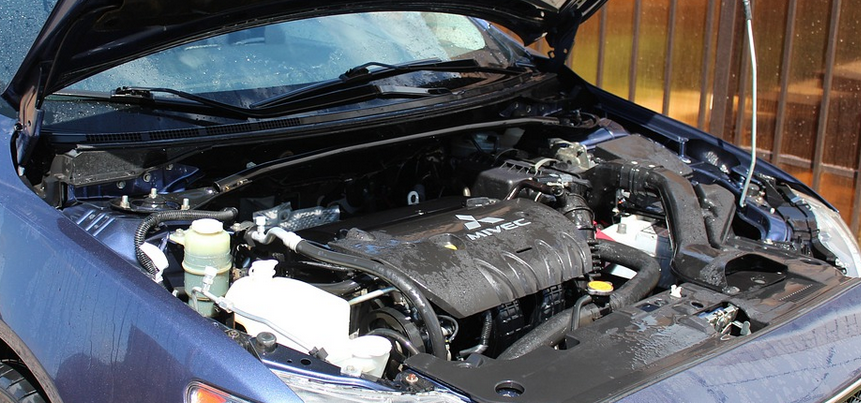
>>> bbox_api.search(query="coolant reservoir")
[173,218,231,316]
[226,260,391,378]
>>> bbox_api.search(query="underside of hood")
[1,0,606,109]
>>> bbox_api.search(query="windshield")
[0,0,58,118]
[67,12,515,96]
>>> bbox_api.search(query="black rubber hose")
[293,241,448,359]
[569,295,593,331]
[593,239,660,311]
[310,280,363,296]
[459,311,493,356]
[588,162,725,288]
[134,208,238,278]
[367,328,421,357]
[478,311,493,346]
[498,305,599,360]
[499,239,659,361]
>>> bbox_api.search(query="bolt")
[149,188,158,199]
[120,195,130,209]
[255,332,277,353]
[116,181,126,189]
[181,198,190,210]
[404,373,419,384]
[255,216,267,235]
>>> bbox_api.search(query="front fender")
[0,114,300,402]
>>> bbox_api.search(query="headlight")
[795,191,861,276]
[273,370,468,403]
[185,381,256,403]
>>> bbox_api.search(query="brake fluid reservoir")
[176,218,231,316]
[225,260,390,377]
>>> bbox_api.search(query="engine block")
[329,198,592,318]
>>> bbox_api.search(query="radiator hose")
[596,240,661,311]
[498,239,659,360]
[134,208,238,278]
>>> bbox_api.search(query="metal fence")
[539,0,861,238]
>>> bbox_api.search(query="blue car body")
[2,1,861,402]
[0,116,300,402]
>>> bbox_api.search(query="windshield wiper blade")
[57,83,452,120]
[250,58,527,109]
[253,84,451,115]
[54,60,483,120]
[111,86,259,118]
[50,87,258,119]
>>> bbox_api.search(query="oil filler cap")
[586,280,614,296]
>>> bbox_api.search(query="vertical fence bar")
[853,147,861,233]
[733,0,752,147]
[629,0,642,101]
[772,0,798,166]
[811,0,842,192]
[596,7,608,87]
[662,0,678,115]
[709,0,739,139]
[698,0,718,130]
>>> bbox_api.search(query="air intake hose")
[588,161,736,290]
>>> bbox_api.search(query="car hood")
[1,0,606,109]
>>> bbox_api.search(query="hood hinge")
[545,3,583,72]
[14,63,48,168]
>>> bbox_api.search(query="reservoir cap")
[587,280,614,296]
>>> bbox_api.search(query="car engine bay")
[37,91,854,399]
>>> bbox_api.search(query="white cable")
[739,0,758,208]
[348,287,397,306]
[251,226,303,251]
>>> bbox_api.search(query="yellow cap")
[443,243,458,251]
[587,280,614,296]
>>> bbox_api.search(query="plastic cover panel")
[329,198,591,318]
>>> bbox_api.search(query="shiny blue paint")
[0,115,301,402]
[620,280,861,402]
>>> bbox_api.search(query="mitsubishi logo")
[456,214,504,231]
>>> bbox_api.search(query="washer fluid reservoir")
[225,260,390,378]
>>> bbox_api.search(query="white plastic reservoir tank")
[225,260,391,378]
[172,218,231,317]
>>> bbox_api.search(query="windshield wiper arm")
[252,84,451,115]
[111,86,259,117]
[50,87,259,119]
[103,84,450,118]
[250,58,527,109]
[54,60,490,119]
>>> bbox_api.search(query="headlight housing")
[185,381,256,403]
[272,370,468,403]
[794,191,861,277]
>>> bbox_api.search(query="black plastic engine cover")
[328,198,591,318]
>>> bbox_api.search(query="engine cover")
[329,198,592,318]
